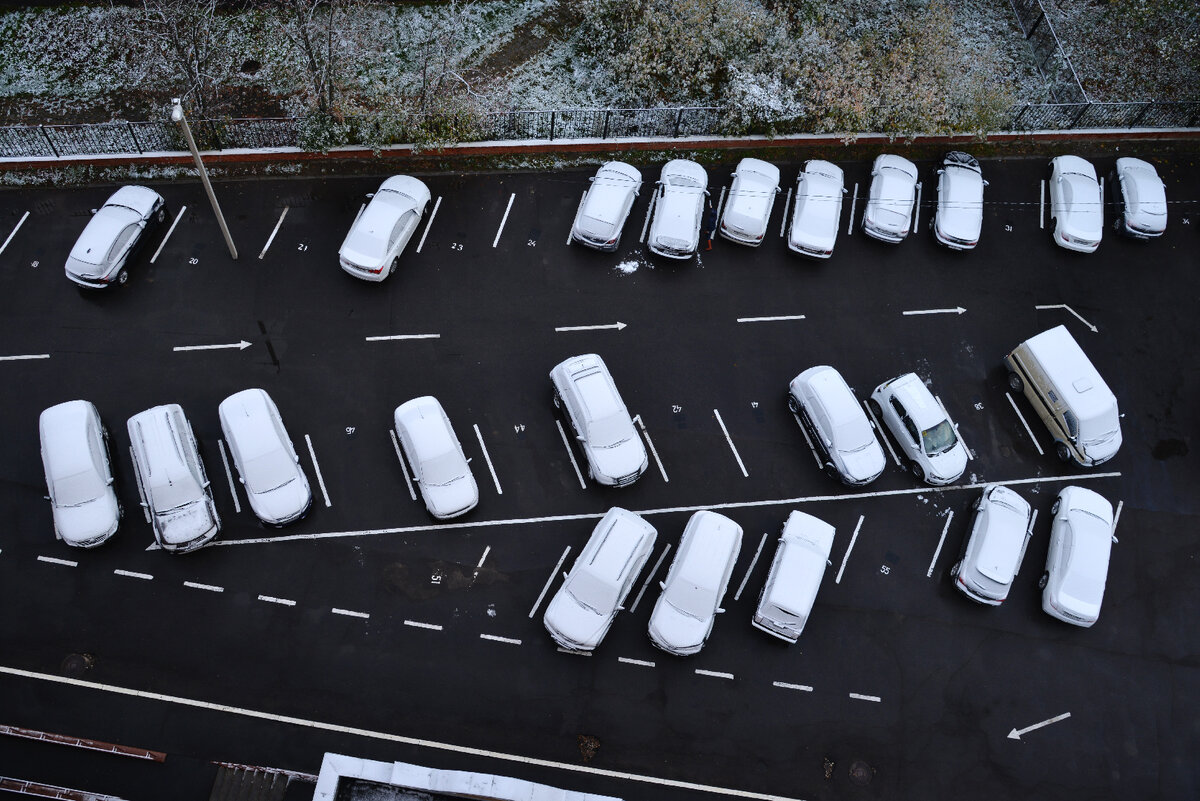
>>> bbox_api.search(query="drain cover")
[61,653,95,676]
[848,759,874,786]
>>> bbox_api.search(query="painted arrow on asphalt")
[173,340,252,353]
[1008,711,1071,740]
[555,322,627,333]
[902,307,967,316]
[1035,303,1099,332]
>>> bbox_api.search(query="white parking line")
[862,400,899,466]
[835,516,865,584]
[639,190,658,244]
[1005,392,1045,456]
[476,546,491,569]
[712,409,748,478]
[1112,500,1124,542]
[712,186,727,238]
[778,188,792,238]
[1039,180,1045,229]
[528,546,571,618]
[935,395,972,460]
[695,669,734,680]
[630,543,671,613]
[0,211,30,257]
[911,183,922,233]
[492,193,515,248]
[480,634,522,646]
[733,532,768,601]
[333,608,370,620]
[926,510,955,578]
[183,581,224,593]
[736,314,806,323]
[37,556,76,568]
[619,657,656,668]
[404,620,443,631]
[0,353,50,362]
[415,196,441,254]
[149,205,186,264]
[388,428,417,501]
[847,184,858,235]
[792,411,824,470]
[364,333,440,342]
[849,693,881,703]
[568,192,584,245]
[557,647,592,657]
[633,414,668,483]
[257,206,288,259]
[304,434,331,508]
[772,681,813,692]
[555,419,587,489]
[113,569,153,580]
[258,595,296,607]
[472,424,502,495]
[217,439,242,514]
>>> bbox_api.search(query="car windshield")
[1078,406,1120,446]
[567,570,618,615]
[666,581,715,620]
[835,420,875,453]
[150,477,201,512]
[922,421,959,455]
[665,174,704,189]
[55,470,106,507]
[422,451,465,486]
[243,449,297,494]
[589,413,631,448]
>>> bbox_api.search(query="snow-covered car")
[570,161,642,251]
[787,160,845,258]
[338,175,431,281]
[127,404,220,554]
[393,396,479,519]
[862,154,918,243]
[1048,156,1102,253]
[39,400,121,548]
[870,373,967,486]
[719,157,780,246]
[932,151,987,250]
[65,185,165,288]
[951,485,1033,605]
[1039,486,1114,628]
[752,510,835,644]
[648,510,742,656]
[1112,157,1167,239]
[218,388,312,527]
[646,159,709,259]
[543,507,657,652]
[787,365,885,486]
[550,353,648,487]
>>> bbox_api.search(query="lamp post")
[171,98,238,260]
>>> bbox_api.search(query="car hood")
[53,491,120,545]
[652,189,703,244]
[648,600,711,653]
[543,591,611,650]
[838,442,887,484]
[926,443,968,483]
[68,205,141,267]
[588,436,646,479]
[157,500,217,546]
[422,473,479,518]
[248,477,311,524]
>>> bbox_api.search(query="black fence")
[1008,0,1087,103]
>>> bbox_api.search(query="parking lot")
[0,150,1198,800]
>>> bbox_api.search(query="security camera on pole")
[171,98,238,260]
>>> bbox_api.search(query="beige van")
[1003,326,1121,466]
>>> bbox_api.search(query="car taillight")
[368,264,384,274]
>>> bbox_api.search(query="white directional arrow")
[554,322,627,333]
[902,307,966,316]
[1008,711,1071,740]
[1035,303,1099,332]
[173,340,251,353]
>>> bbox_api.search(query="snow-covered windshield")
[244,449,297,494]
[150,476,201,512]
[54,470,106,507]
[666,582,715,620]
[589,413,631,448]
[567,570,618,614]
[422,451,465,486]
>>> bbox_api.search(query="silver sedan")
[65,185,165,288]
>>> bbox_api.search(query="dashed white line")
[557,647,592,657]
[258,206,289,259]
[492,193,515,248]
[778,188,793,238]
[568,192,585,245]
[415,195,441,254]
[183,581,224,593]
[555,419,587,489]
[633,414,668,483]
[476,546,491,569]
[926,510,955,578]
[333,608,370,620]
[1039,180,1045,229]
[37,556,77,568]
[149,205,186,264]
[0,353,50,362]
[473,424,502,495]
[404,620,443,631]
[619,657,656,668]
[0,211,30,257]
[480,634,522,646]
[217,439,242,514]
[792,411,824,469]
[388,428,417,501]
[304,434,331,508]
[847,184,858,235]
[630,543,671,613]
[736,314,806,323]
[772,681,813,692]
[713,409,748,478]
[835,515,865,584]
[113,569,153,580]
[862,400,900,466]
[1112,500,1124,542]
[695,669,734,680]
[257,595,296,607]
[733,532,768,602]
[911,182,922,233]
[1005,392,1045,456]
[364,333,440,342]
[639,190,658,244]
[849,693,882,703]
[528,546,571,618]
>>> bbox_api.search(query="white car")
[1112,157,1167,239]
[648,510,742,656]
[570,161,642,251]
[1048,156,1103,253]
[787,365,885,486]
[127,404,220,554]
[39,400,120,548]
[218,389,312,527]
[870,373,967,486]
[338,175,431,281]
[862,154,918,243]
[393,396,479,519]
[950,485,1033,605]
[65,185,165,288]
[752,511,834,644]
[1039,486,1114,627]
[550,353,647,487]
[647,159,709,259]
[932,151,987,250]
[543,507,658,652]
[719,157,780,246]
[787,160,845,258]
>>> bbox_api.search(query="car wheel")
[787,395,800,414]
[156,208,166,223]
[949,562,960,579]
[910,460,925,482]
[1051,499,1061,516]
[1007,372,1023,392]
[551,391,561,410]
[1054,441,1071,463]
[868,398,883,419]
[1037,571,1048,590]
[117,269,129,285]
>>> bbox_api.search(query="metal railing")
[1008,0,1087,104]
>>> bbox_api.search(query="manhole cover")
[61,653,95,677]
[848,759,874,786]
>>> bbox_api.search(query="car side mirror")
[936,169,944,175]
[659,581,666,590]
[588,177,595,183]
[106,477,114,485]
[576,435,585,442]
[90,209,98,215]
[616,605,625,611]
[366,192,375,198]
[466,457,473,463]
[202,480,211,489]
[238,477,245,484]
[823,437,832,447]
[563,571,569,580]
[716,607,726,614]
[983,179,990,187]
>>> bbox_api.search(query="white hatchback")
[543,507,657,652]
[570,161,642,251]
[647,159,709,259]
[788,160,845,258]
[550,353,647,487]
[870,373,967,486]
[218,388,312,527]
[719,157,780,246]
[393,396,479,519]
[862,154,918,243]
[787,365,885,486]
[1112,157,1167,239]
[1048,155,1103,253]
[1040,486,1114,627]
[648,510,742,656]
[338,175,431,281]
[65,185,165,288]
[752,511,834,644]
[951,485,1033,605]
[39,400,121,548]
[932,151,987,250]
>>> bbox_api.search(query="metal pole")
[172,99,237,260]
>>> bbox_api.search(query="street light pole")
[171,98,238,260]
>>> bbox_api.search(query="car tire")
[1037,571,1048,590]
[787,395,800,414]
[551,391,561,410]
[1051,499,1061,516]
[117,269,129,285]
[1007,371,1024,392]
[1054,441,1071,463]
[949,562,960,579]
[910,460,925,482]
[156,208,166,223]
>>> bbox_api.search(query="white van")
[1003,325,1122,466]
[752,511,835,643]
